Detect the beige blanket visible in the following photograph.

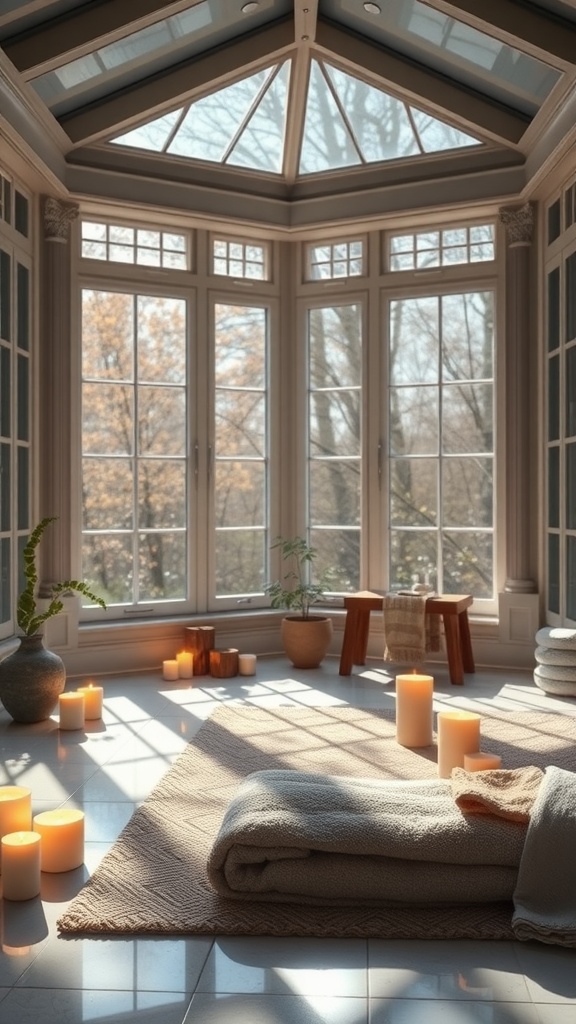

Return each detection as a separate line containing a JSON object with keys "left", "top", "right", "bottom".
{"left": 383, "top": 594, "right": 441, "bottom": 663}
{"left": 451, "top": 766, "right": 544, "bottom": 823}
{"left": 207, "top": 770, "right": 525, "bottom": 906}
{"left": 513, "top": 765, "right": 576, "bottom": 946}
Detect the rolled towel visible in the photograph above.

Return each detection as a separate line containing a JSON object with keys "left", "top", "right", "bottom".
{"left": 451, "top": 766, "right": 544, "bottom": 823}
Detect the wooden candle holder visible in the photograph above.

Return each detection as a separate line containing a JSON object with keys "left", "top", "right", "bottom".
{"left": 184, "top": 625, "right": 215, "bottom": 675}
{"left": 209, "top": 648, "right": 239, "bottom": 678}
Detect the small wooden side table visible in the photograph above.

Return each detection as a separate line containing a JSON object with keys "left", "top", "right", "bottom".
{"left": 338, "top": 591, "right": 475, "bottom": 685}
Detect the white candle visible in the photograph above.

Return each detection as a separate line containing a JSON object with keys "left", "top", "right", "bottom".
{"left": 395, "top": 673, "right": 434, "bottom": 747}
{"left": 0, "top": 787, "right": 32, "bottom": 841}
{"left": 437, "top": 710, "right": 481, "bottom": 778}
{"left": 464, "top": 751, "right": 503, "bottom": 772}
{"left": 238, "top": 653, "right": 257, "bottom": 676}
{"left": 1, "top": 831, "right": 41, "bottom": 900}
{"left": 58, "top": 692, "right": 85, "bottom": 730}
{"left": 176, "top": 651, "right": 193, "bottom": 678}
{"left": 33, "top": 809, "right": 84, "bottom": 873}
{"left": 162, "top": 659, "right": 179, "bottom": 681}
{"left": 76, "top": 683, "right": 103, "bottom": 719}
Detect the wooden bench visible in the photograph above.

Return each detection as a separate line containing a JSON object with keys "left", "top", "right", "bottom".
{"left": 338, "top": 591, "right": 475, "bottom": 685}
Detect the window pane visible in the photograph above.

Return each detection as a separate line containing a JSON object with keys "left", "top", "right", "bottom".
{"left": 442, "top": 383, "right": 493, "bottom": 453}
{"left": 214, "top": 462, "right": 265, "bottom": 528}
{"left": 16, "top": 264, "right": 29, "bottom": 350}
{"left": 17, "top": 445, "right": 28, "bottom": 530}
{"left": 17, "top": 354, "right": 28, "bottom": 441}
{"left": 310, "top": 391, "right": 361, "bottom": 457}
{"left": 0, "top": 538, "right": 10, "bottom": 625}
{"left": 548, "top": 532, "right": 559, "bottom": 614}
{"left": 215, "top": 392, "right": 265, "bottom": 457}
{"left": 390, "top": 297, "right": 439, "bottom": 384}
{"left": 215, "top": 530, "right": 265, "bottom": 596}
{"left": 390, "top": 458, "right": 437, "bottom": 527}
{"left": 137, "top": 296, "right": 186, "bottom": 383}
{"left": 0, "top": 443, "right": 10, "bottom": 531}
{"left": 548, "top": 268, "right": 560, "bottom": 351}
{"left": 567, "top": 535, "right": 576, "bottom": 621}
{"left": 566, "top": 346, "right": 576, "bottom": 438}
{"left": 567, "top": 253, "right": 576, "bottom": 343}
{"left": 0, "top": 347, "right": 10, "bottom": 436}
{"left": 83, "top": 383, "right": 134, "bottom": 454}
{"left": 390, "top": 529, "right": 438, "bottom": 590}
{"left": 310, "top": 461, "right": 360, "bottom": 526}
{"left": 548, "top": 446, "right": 559, "bottom": 529}
{"left": 139, "top": 531, "right": 185, "bottom": 601}
{"left": 389, "top": 386, "right": 438, "bottom": 456}
{"left": 443, "top": 457, "right": 493, "bottom": 527}
{"left": 441, "top": 292, "right": 493, "bottom": 380}
{"left": 82, "top": 291, "right": 134, "bottom": 380}
{"left": 310, "top": 527, "right": 360, "bottom": 591}
{"left": 138, "top": 386, "right": 186, "bottom": 456}
{"left": 567, "top": 443, "right": 576, "bottom": 531}
{"left": 82, "top": 534, "right": 134, "bottom": 605}
{"left": 548, "top": 354, "right": 559, "bottom": 442}
{"left": 443, "top": 530, "right": 493, "bottom": 598}
{"left": 83, "top": 458, "right": 133, "bottom": 529}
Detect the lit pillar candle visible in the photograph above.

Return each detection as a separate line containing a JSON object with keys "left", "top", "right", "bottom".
{"left": 238, "top": 653, "right": 257, "bottom": 676}
{"left": 162, "top": 659, "right": 179, "bottom": 681}
{"left": 0, "top": 787, "right": 32, "bottom": 842}
{"left": 33, "top": 809, "right": 84, "bottom": 873}
{"left": 176, "top": 651, "right": 193, "bottom": 679}
{"left": 1, "top": 831, "right": 41, "bottom": 900}
{"left": 395, "top": 674, "right": 434, "bottom": 747}
{"left": 76, "top": 683, "right": 103, "bottom": 720}
{"left": 58, "top": 692, "right": 85, "bottom": 730}
{"left": 464, "top": 751, "right": 503, "bottom": 772}
{"left": 437, "top": 710, "right": 481, "bottom": 778}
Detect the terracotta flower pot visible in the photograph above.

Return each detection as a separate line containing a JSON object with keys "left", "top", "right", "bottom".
{"left": 280, "top": 614, "right": 333, "bottom": 669}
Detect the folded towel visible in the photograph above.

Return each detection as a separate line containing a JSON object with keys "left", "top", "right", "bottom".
{"left": 513, "top": 765, "right": 576, "bottom": 946}
{"left": 451, "top": 766, "right": 544, "bottom": 823}
{"left": 208, "top": 769, "right": 526, "bottom": 906}
{"left": 383, "top": 593, "right": 441, "bottom": 663}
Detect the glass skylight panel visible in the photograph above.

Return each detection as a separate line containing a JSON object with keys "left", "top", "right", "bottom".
{"left": 227, "top": 64, "right": 289, "bottom": 172}
{"left": 330, "top": 0, "right": 562, "bottom": 115}
{"left": 111, "top": 57, "right": 480, "bottom": 177}
{"left": 300, "top": 61, "right": 362, "bottom": 174}
{"left": 29, "top": 0, "right": 289, "bottom": 116}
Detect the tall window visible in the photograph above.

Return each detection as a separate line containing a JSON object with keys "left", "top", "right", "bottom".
{"left": 81, "top": 288, "right": 188, "bottom": 608}
{"left": 388, "top": 290, "right": 494, "bottom": 597}
{"left": 213, "top": 303, "right": 269, "bottom": 599}
{"left": 0, "top": 170, "right": 31, "bottom": 639}
{"left": 307, "top": 304, "right": 362, "bottom": 589}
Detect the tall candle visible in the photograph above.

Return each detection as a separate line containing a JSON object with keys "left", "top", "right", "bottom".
{"left": 162, "top": 659, "right": 179, "bottom": 681}
{"left": 76, "top": 683, "right": 103, "bottom": 719}
{"left": 464, "top": 751, "right": 502, "bottom": 772}
{"left": 33, "top": 809, "right": 84, "bottom": 873}
{"left": 395, "top": 674, "right": 434, "bottom": 747}
{"left": 176, "top": 651, "right": 193, "bottom": 679}
{"left": 58, "top": 692, "right": 85, "bottom": 730}
{"left": 1, "top": 831, "right": 41, "bottom": 900}
{"left": 437, "top": 710, "right": 481, "bottom": 778}
{"left": 0, "top": 787, "right": 32, "bottom": 841}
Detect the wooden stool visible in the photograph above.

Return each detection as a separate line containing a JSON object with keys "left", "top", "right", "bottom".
{"left": 338, "top": 591, "right": 475, "bottom": 685}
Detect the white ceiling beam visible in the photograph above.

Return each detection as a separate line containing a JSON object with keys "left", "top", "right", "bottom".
{"left": 434, "top": 0, "right": 576, "bottom": 66}
{"left": 315, "top": 21, "right": 528, "bottom": 146}
{"left": 3, "top": 0, "right": 194, "bottom": 75}
{"left": 60, "top": 21, "right": 295, "bottom": 146}
{"left": 284, "top": 3, "right": 318, "bottom": 182}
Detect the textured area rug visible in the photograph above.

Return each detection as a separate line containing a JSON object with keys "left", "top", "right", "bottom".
{"left": 57, "top": 704, "right": 576, "bottom": 939}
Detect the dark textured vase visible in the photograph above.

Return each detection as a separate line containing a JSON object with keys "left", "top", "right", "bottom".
{"left": 0, "top": 635, "right": 66, "bottom": 723}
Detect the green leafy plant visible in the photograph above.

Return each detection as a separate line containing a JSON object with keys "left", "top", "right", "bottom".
{"left": 265, "top": 536, "right": 334, "bottom": 620}
{"left": 17, "top": 516, "right": 107, "bottom": 637}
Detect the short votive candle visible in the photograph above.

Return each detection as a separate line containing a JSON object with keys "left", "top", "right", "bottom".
{"left": 1, "top": 831, "right": 41, "bottom": 900}
{"left": 33, "top": 809, "right": 85, "bottom": 873}
{"left": 76, "top": 683, "right": 103, "bottom": 720}
{"left": 176, "top": 651, "right": 193, "bottom": 679}
{"left": 162, "top": 659, "right": 179, "bottom": 681}
{"left": 437, "top": 710, "right": 481, "bottom": 778}
{"left": 238, "top": 653, "right": 257, "bottom": 676}
{"left": 0, "top": 787, "right": 32, "bottom": 842}
{"left": 463, "top": 751, "right": 502, "bottom": 772}
{"left": 395, "top": 673, "right": 434, "bottom": 747}
{"left": 58, "top": 692, "right": 85, "bottom": 731}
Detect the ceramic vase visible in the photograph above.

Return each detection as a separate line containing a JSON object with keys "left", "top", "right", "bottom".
{"left": 0, "top": 635, "right": 66, "bottom": 723}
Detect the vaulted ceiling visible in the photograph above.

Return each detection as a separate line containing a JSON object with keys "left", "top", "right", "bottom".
{"left": 1, "top": 0, "right": 576, "bottom": 230}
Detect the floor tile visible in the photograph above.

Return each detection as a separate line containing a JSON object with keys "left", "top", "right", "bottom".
{"left": 185, "top": 992, "right": 368, "bottom": 1024}
{"left": 16, "top": 935, "right": 213, "bottom": 992}
{"left": 369, "top": 997, "right": 540, "bottom": 1023}
{"left": 196, "top": 937, "right": 367, "bottom": 996}
{"left": 368, "top": 940, "right": 530, "bottom": 1001}
{"left": 0, "top": 987, "right": 192, "bottom": 1024}
{"left": 515, "top": 942, "right": 576, "bottom": 1002}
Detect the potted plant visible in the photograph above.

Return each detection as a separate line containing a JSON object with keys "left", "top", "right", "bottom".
{"left": 265, "top": 536, "right": 334, "bottom": 668}
{"left": 0, "top": 516, "right": 107, "bottom": 723}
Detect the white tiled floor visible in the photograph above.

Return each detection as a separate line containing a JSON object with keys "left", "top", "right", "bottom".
{"left": 0, "top": 655, "right": 575, "bottom": 1024}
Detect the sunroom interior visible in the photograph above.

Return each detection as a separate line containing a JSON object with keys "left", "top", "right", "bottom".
{"left": 1, "top": 0, "right": 576, "bottom": 677}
